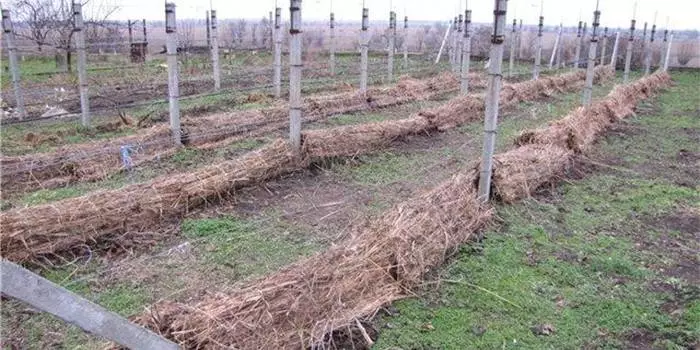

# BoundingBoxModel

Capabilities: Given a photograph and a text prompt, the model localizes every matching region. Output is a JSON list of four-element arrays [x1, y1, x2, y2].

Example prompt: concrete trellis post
[[508, 19, 516, 77], [128, 20, 134, 45], [142, 19, 148, 59], [1, 261, 179, 350], [450, 16, 457, 73], [556, 23, 564, 68], [533, 15, 544, 80], [610, 31, 621, 67], [211, 10, 221, 91], [273, 7, 282, 97], [269, 11, 274, 51], [644, 23, 656, 75], [1, 9, 26, 119], [460, 9, 472, 95], [330, 12, 336, 75], [599, 27, 608, 66], [573, 21, 583, 68], [456, 13, 463, 73], [403, 16, 409, 69], [435, 20, 452, 64], [73, 2, 90, 126], [659, 28, 668, 69], [388, 11, 396, 82], [360, 7, 369, 93], [288, 0, 303, 152], [640, 22, 648, 63], [165, 2, 181, 146], [623, 19, 636, 83], [477, 0, 508, 202], [517, 19, 523, 60], [549, 24, 560, 69], [205, 11, 211, 48], [663, 34, 673, 71], [582, 7, 600, 106]]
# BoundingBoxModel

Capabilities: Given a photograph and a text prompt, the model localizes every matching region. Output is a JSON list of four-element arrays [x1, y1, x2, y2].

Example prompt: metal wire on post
[[1, 9, 26, 120], [211, 10, 221, 91], [360, 7, 369, 93], [460, 9, 472, 95], [288, 0, 303, 152], [165, 2, 181, 146], [274, 7, 282, 98], [477, 0, 508, 202], [73, 1, 90, 127], [623, 19, 636, 83], [582, 6, 600, 106], [533, 15, 544, 80]]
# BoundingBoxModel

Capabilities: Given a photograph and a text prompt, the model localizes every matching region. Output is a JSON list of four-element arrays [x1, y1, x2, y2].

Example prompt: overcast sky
[[107, 0, 698, 31]]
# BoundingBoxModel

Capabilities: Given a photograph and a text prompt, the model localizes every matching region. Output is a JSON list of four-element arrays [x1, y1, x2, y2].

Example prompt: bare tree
[[231, 19, 247, 47], [12, 0, 55, 52], [677, 41, 698, 66], [251, 23, 259, 48], [12, 0, 118, 70], [260, 17, 270, 48], [178, 20, 195, 53]]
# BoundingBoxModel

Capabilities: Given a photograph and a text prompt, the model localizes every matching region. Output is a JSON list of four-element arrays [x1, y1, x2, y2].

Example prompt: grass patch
[[338, 152, 427, 187], [182, 216, 320, 280]]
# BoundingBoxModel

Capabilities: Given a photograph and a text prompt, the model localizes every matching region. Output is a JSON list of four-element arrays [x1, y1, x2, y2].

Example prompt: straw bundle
[[0, 140, 298, 262], [516, 71, 672, 152], [139, 173, 491, 349], [419, 94, 486, 130], [488, 144, 574, 203], [302, 116, 431, 160], [515, 107, 612, 153]]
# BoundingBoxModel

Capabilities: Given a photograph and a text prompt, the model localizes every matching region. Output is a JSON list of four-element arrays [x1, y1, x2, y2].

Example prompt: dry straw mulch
[[0, 140, 299, 262], [0, 69, 598, 263], [0, 74, 462, 194], [516, 71, 672, 153], [2, 68, 670, 349], [134, 70, 671, 349], [489, 144, 574, 203], [138, 174, 491, 349]]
